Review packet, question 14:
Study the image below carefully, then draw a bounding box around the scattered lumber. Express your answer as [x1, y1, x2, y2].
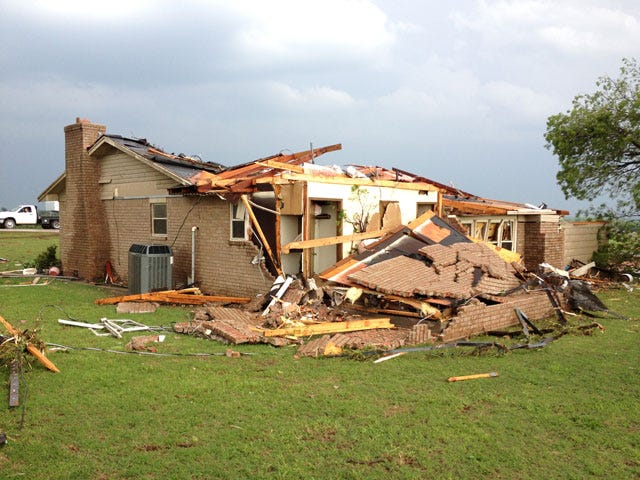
[95, 289, 250, 306]
[260, 317, 394, 337]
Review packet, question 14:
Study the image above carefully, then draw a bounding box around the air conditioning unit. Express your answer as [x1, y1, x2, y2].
[128, 244, 173, 294]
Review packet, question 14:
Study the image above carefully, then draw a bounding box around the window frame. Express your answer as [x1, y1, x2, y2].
[460, 216, 516, 251]
[230, 202, 248, 241]
[151, 201, 168, 237]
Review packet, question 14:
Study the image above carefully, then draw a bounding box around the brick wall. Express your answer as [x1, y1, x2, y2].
[522, 215, 565, 270]
[101, 196, 275, 298]
[440, 290, 555, 342]
[168, 196, 275, 298]
[102, 198, 152, 277]
[61, 118, 108, 280]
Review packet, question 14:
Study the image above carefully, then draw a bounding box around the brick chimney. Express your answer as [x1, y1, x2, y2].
[61, 118, 109, 280]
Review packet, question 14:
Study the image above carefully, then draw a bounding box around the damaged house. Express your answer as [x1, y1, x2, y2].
[39, 119, 591, 312]
[40, 118, 443, 298]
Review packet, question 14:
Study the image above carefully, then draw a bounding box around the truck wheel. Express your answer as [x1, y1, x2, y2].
[51, 220, 60, 229]
[3, 218, 15, 229]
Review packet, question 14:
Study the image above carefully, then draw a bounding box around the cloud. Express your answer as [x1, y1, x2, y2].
[0, 0, 397, 88]
[481, 80, 556, 123]
[453, 0, 640, 57]
[224, 0, 395, 63]
[266, 83, 356, 111]
[2, 0, 156, 22]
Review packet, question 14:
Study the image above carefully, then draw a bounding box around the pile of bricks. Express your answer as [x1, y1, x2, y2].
[174, 306, 263, 344]
[318, 216, 565, 345]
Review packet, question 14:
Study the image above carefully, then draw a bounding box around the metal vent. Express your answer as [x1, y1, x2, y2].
[128, 244, 173, 294]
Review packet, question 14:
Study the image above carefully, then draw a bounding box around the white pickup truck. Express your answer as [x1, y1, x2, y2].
[0, 204, 60, 229]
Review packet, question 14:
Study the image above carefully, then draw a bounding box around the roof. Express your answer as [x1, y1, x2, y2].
[185, 144, 343, 194]
[320, 210, 522, 301]
[183, 149, 567, 217]
[39, 125, 569, 218]
[38, 172, 66, 202]
[40, 133, 227, 200]
[320, 210, 471, 285]
[443, 194, 569, 216]
[184, 144, 440, 195]
[381, 166, 569, 216]
[89, 134, 225, 185]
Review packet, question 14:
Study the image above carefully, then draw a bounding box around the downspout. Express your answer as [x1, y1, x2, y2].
[189, 226, 198, 286]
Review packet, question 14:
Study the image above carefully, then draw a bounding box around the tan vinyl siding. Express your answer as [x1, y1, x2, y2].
[99, 152, 181, 199]
[562, 221, 606, 265]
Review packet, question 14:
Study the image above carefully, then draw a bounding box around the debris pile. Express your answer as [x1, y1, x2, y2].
[320, 211, 556, 343]
[90, 212, 626, 358]
[173, 306, 264, 345]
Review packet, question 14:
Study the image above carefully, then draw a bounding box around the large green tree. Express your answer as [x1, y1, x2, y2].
[545, 58, 640, 218]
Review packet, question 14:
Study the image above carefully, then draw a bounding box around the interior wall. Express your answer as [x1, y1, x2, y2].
[312, 201, 340, 273]
[281, 214, 302, 275]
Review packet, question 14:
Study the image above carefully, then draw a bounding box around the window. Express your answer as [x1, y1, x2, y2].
[151, 202, 167, 236]
[416, 203, 436, 217]
[500, 221, 513, 251]
[230, 202, 247, 240]
[460, 217, 516, 251]
[474, 221, 487, 240]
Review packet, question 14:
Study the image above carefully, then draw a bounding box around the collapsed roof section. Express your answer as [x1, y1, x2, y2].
[320, 210, 522, 303]
[318, 209, 554, 342]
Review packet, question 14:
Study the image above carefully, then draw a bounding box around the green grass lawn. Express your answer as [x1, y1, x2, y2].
[0, 232, 639, 479]
[0, 230, 60, 273]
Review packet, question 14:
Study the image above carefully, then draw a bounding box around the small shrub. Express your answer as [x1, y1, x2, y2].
[592, 219, 640, 272]
[30, 244, 60, 271]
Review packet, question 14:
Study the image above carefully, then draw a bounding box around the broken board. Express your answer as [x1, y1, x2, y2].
[261, 317, 394, 337]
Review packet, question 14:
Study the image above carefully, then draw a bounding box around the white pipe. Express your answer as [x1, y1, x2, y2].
[190, 226, 198, 285]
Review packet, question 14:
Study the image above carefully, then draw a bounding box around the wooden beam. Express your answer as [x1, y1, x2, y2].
[0, 315, 60, 373]
[346, 304, 421, 318]
[256, 160, 305, 173]
[261, 173, 439, 191]
[95, 291, 250, 305]
[263, 143, 341, 166]
[261, 317, 394, 337]
[241, 195, 283, 277]
[194, 143, 342, 183]
[365, 289, 451, 310]
[345, 303, 442, 319]
[281, 229, 387, 254]
[442, 198, 509, 216]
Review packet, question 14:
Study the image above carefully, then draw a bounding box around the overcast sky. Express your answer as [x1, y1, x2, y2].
[1, 0, 638, 215]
